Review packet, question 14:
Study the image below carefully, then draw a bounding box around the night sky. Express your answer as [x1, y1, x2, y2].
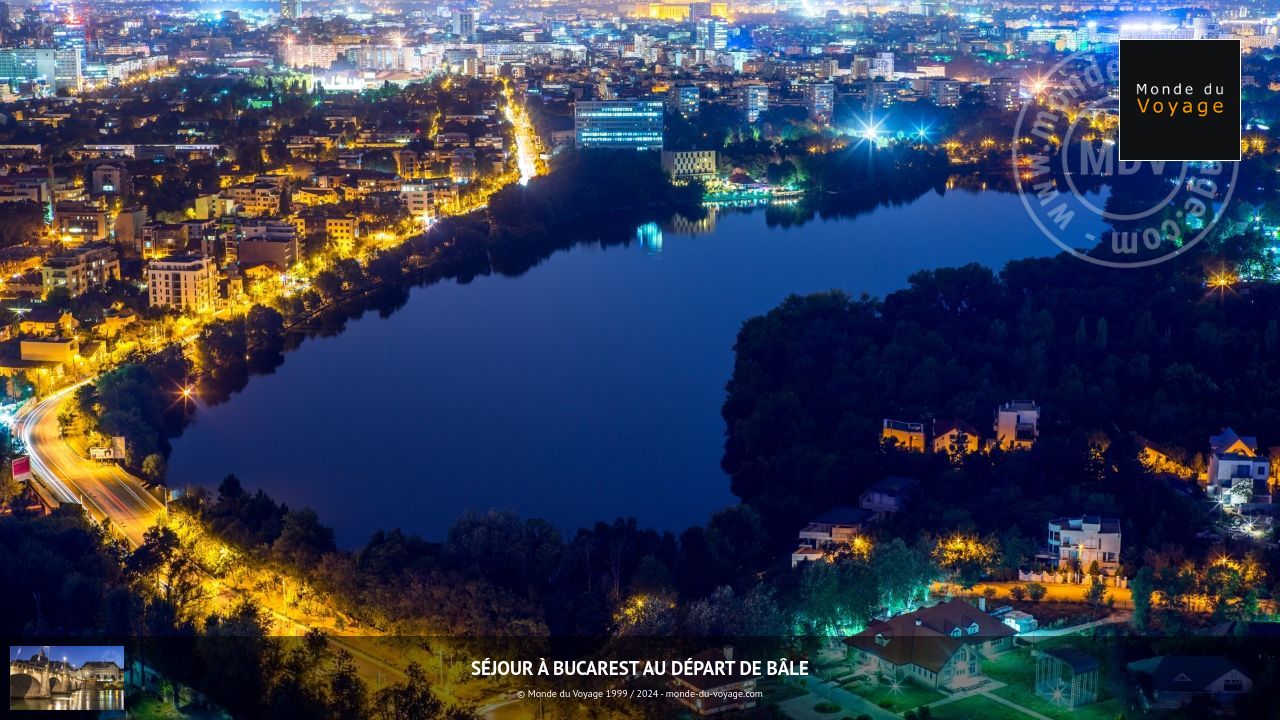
[9, 646, 123, 668]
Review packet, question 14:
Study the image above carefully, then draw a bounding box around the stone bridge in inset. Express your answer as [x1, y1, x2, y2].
[10, 658, 85, 699]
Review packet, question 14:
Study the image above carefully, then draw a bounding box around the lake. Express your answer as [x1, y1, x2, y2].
[168, 187, 1107, 546]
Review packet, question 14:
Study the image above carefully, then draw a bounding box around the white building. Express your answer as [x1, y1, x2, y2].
[994, 401, 1039, 449]
[742, 85, 768, 122]
[147, 255, 217, 313]
[660, 150, 717, 182]
[1047, 516, 1121, 576]
[1207, 428, 1270, 508]
[805, 83, 835, 123]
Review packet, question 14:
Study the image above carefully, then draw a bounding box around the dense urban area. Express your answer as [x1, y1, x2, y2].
[5, 0, 1280, 718]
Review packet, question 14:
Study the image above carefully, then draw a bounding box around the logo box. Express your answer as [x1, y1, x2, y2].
[1118, 39, 1241, 162]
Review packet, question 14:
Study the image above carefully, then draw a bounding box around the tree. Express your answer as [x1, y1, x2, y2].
[871, 538, 935, 615]
[0, 470, 20, 509]
[932, 533, 997, 591]
[0, 200, 44, 247]
[1025, 582, 1047, 603]
[1084, 576, 1108, 607]
[141, 453, 167, 483]
[329, 648, 369, 720]
[272, 509, 337, 570]
[797, 556, 879, 636]
[371, 662, 443, 720]
[1131, 566, 1154, 630]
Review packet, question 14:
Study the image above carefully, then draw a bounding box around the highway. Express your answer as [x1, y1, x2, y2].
[16, 381, 165, 548]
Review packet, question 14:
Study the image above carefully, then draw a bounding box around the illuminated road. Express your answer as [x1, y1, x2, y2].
[16, 381, 165, 548]
[504, 84, 543, 186]
[15, 384, 409, 682]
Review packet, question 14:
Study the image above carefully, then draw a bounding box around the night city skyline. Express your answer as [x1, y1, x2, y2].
[2, 0, 1280, 718]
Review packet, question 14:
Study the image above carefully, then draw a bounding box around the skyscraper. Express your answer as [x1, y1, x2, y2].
[54, 47, 82, 93]
[742, 85, 768, 122]
[452, 9, 476, 41]
[668, 85, 700, 117]
[280, 0, 301, 20]
[574, 100, 664, 151]
[805, 83, 835, 123]
[871, 51, 894, 80]
[695, 18, 728, 51]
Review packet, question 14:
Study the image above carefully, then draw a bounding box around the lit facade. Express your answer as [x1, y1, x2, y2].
[147, 255, 217, 313]
[574, 100, 664, 151]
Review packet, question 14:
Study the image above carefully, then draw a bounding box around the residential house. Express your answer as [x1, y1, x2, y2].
[882, 418, 926, 452]
[932, 418, 981, 454]
[92, 307, 137, 339]
[791, 506, 872, 567]
[860, 475, 919, 520]
[1207, 428, 1270, 508]
[18, 306, 78, 337]
[1046, 516, 1121, 577]
[1127, 656, 1252, 710]
[994, 401, 1039, 449]
[669, 646, 759, 715]
[845, 599, 1015, 691]
[1136, 436, 1194, 479]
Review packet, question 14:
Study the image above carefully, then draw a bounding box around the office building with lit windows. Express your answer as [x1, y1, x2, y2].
[742, 85, 768, 122]
[574, 100, 664, 151]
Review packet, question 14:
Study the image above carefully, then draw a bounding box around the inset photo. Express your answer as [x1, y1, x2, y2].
[9, 646, 125, 712]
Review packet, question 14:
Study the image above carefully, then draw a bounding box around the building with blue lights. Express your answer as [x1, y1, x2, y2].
[574, 100, 664, 151]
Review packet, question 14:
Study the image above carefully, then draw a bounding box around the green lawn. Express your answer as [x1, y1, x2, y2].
[930, 695, 1036, 720]
[843, 676, 946, 713]
[982, 643, 1126, 720]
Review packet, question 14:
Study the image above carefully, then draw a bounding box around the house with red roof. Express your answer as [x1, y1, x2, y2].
[844, 599, 1014, 691]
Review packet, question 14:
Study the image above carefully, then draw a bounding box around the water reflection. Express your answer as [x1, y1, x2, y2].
[636, 221, 662, 254]
[10, 688, 124, 711]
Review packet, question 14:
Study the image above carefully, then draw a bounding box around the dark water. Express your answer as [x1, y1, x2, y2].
[168, 189, 1107, 546]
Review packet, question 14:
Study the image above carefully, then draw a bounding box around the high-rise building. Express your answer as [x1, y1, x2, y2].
[0, 48, 57, 94]
[54, 48, 82, 93]
[928, 78, 962, 107]
[280, 0, 301, 20]
[871, 51, 894, 80]
[695, 18, 728, 51]
[988, 76, 1020, 110]
[688, 1, 712, 22]
[668, 84, 699, 116]
[452, 9, 476, 41]
[147, 255, 217, 313]
[805, 83, 835, 123]
[574, 100, 664, 151]
[742, 85, 768, 122]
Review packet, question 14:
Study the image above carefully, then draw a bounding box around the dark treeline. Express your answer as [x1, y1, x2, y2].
[721, 251, 1280, 566]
